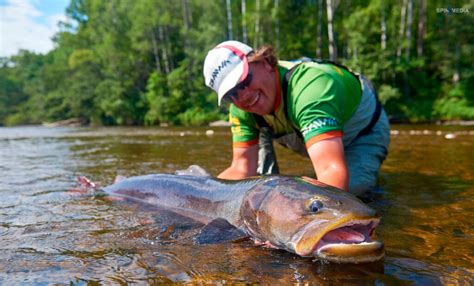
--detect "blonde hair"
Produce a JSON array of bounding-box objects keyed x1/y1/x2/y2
[{"x1": 247, "y1": 45, "x2": 278, "y2": 67}]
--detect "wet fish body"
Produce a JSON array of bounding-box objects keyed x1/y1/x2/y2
[
  {"x1": 103, "y1": 174, "x2": 258, "y2": 227},
  {"x1": 102, "y1": 174, "x2": 384, "y2": 263}
]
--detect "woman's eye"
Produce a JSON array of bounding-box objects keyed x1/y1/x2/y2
[{"x1": 309, "y1": 200, "x2": 324, "y2": 213}]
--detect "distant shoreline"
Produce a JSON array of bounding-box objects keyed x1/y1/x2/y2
[{"x1": 3, "y1": 119, "x2": 472, "y2": 128}]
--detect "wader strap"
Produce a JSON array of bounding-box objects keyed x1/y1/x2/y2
[
  {"x1": 355, "y1": 98, "x2": 382, "y2": 140},
  {"x1": 352, "y1": 84, "x2": 383, "y2": 142},
  {"x1": 253, "y1": 112, "x2": 269, "y2": 128}
]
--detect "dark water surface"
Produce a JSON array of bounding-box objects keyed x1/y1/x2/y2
[{"x1": 0, "y1": 125, "x2": 473, "y2": 284}]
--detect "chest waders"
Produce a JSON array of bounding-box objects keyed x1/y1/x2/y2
[{"x1": 254, "y1": 60, "x2": 382, "y2": 175}]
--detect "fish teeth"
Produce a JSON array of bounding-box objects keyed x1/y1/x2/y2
[{"x1": 339, "y1": 219, "x2": 378, "y2": 228}]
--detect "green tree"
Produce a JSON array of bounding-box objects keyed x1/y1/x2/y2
[{"x1": 1, "y1": 0, "x2": 472, "y2": 126}]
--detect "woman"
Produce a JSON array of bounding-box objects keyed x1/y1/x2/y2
[{"x1": 203, "y1": 40, "x2": 390, "y2": 195}]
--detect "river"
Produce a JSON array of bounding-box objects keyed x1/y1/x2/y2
[{"x1": 0, "y1": 125, "x2": 473, "y2": 284}]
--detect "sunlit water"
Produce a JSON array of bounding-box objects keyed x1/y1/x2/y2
[{"x1": 0, "y1": 125, "x2": 473, "y2": 284}]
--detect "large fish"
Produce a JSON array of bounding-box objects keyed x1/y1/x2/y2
[{"x1": 81, "y1": 166, "x2": 384, "y2": 263}]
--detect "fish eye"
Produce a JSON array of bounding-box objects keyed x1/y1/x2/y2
[{"x1": 309, "y1": 200, "x2": 323, "y2": 213}]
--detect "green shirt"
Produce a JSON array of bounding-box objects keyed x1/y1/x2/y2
[{"x1": 230, "y1": 60, "x2": 363, "y2": 145}]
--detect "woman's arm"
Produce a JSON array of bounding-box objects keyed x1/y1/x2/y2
[
  {"x1": 307, "y1": 137, "x2": 349, "y2": 191},
  {"x1": 218, "y1": 144, "x2": 259, "y2": 179}
]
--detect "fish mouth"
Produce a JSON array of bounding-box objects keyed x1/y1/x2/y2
[{"x1": 293, "y1": 217, "x2": 384, "y2": 263}]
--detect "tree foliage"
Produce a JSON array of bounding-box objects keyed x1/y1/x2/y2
[{"x1": 1, "y1": 0, "x2": 472, "y2": 126}]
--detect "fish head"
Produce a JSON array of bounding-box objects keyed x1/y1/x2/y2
[{"x1": 241, "y1": 176, "x2": 384, "y2": 263}]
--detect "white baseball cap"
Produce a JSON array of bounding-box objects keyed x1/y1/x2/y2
[{"x1": 203, "y1": 41, "x2": 253, "y2": 105}]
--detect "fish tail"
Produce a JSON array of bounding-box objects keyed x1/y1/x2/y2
[
  {"x1": 76, "y1": 176, "x2": 101, "y2": 192},
  {"x1": 66, "y1": 176, "x2": 103, "y2": 196}
]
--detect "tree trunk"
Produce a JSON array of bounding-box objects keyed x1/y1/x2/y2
[
  {"x1": 354, "y1": 46, "x2": 359, "y2": 73},
  {"x1": 274, "y1": 0, "x2": 280, "y2": 50},
  {"x1": 341, "y1": 0, "x2": 349, "y2": 59},
  {"x1": 254, "y1": 0, "x2": 261, "y2": 47},
  {"x1": 404, "y1": 0, "x2": 413, "y2": 98},
  {"x1": 241, "y1": 0, "x2": 248, "y2": 43},
  {"x1": 158, "y1": 26, "x2": 170, "y2": 74},
  {"x1": 183, "y1": 0, "x2": 192, "y2": 28},
  {"x1": 416, "y1": 0, "x2": 426, "y2": 58},
  {"x1": 405, "y1": 0, "x2": 413, "y2": 62},
  {"x1": 453, "y1": 41, "x2": 460, "y2": 83},
  {"x1": 182, "y1": 0, "x2": 192, "y2": 46},
  {"x1": 379, "y1": 0, "x2": 387, "y2": 81},
  {"x1": 182, "y1": 0, "x2": 193, "y2": 84},
  {"x1": 151, "y1": 29, "x2": 162, "y2": 74},
  {"x1": 181, "y1": 0, "x2": 190, "y2": 58},
  {"x1": 316, "y1": 0, "x2": 323, "y2": 58},
  {"x1": 226, "y1": 0, "x2": 233, "y2": 40},
  {"x1": 326, "y1": 0, "x2": 337, "y2": 61},
  {"x1": 380, "y1": 0, "x2": 387, "y2": 50},
  {"x1": 153, "y1": 26, "x2": 169, "y2": 97},
  {"x1": 396, "y1": 0, "x2": 407, "y2": 61}
]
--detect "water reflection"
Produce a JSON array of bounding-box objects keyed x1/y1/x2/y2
[
  {"x1": 0, "y1": 125, "x2": 473, "y2": 284},
  {"x1": 380, "y1": 172, "x2": 474, "y2": 271}
]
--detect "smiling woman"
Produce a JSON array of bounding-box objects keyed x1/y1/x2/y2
[
  {"x1": 203, "y1": 40, "x2": 390, "y2": 196},
  {"x1": 0, "y1": 0, "x2": 69, "y2": 57}
]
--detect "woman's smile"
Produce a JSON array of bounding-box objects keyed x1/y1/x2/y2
[{"x1": 246, "y1": 92, "x2": 260, "y2": 108}]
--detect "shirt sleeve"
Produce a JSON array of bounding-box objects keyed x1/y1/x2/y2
[{"x1": 229, "y1": 104, "x2": 260, "y2": 147}]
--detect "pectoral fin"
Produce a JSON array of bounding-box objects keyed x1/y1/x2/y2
[{"x1": 194, "y1": 218, "x2": 248, "y2": 244}]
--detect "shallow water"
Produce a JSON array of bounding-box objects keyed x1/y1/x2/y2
[{"x1": 0, "y1": 125, "x2": 473, "y2": 284}]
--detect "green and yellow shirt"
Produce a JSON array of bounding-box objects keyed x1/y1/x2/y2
[{"x1": 230, "y1": 60, "x2": 363, "y2": 148}]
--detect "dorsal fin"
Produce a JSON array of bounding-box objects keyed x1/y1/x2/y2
[
  {"x1": 114, "y1": 175, "x2": 127, "y2": 183},
  {"x1": 175, "y1": 165, "x2": 210, "y2": 177}
]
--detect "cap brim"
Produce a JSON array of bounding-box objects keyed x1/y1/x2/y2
[{"x1": 217, "y1": 60, "x2": 249, "y2": 106}]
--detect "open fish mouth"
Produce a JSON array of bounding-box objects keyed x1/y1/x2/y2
[
  {"x1": 294, "y1": 218, "x2": 384, "y2": 263},
  {"x1": 313, "y1": 219, "x2": 384, "y2": 263}
]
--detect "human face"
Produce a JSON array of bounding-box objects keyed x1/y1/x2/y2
[
  {"x1": 224, "y1": 61, "x2": 277, "y2": 115},
  {"x1": 224, "y1": 70, "x2": 254, "y2": 104}
]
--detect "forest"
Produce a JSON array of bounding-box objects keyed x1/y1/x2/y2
[{"x1": 0, "y1": 0, "x2": 472, "y2": 126}]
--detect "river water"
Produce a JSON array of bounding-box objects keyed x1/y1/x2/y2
[{"x1": 0, "y1": 125, "x2": 472, "y2": 284}]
